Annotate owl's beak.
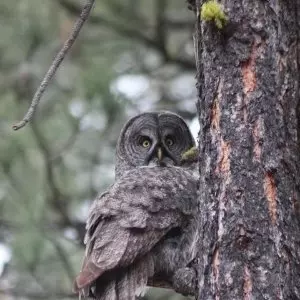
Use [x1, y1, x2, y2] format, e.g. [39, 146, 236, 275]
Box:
[146, 144, 177, 166]
[157, 147, 163, 162]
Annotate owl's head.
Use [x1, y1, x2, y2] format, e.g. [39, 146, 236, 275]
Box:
[115, 111, 195, 178]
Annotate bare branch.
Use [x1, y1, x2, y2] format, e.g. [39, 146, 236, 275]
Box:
[30, 121, 86, 243]
[154, 0, 168, 56]
[57, 0, 195, 70]
[45, 234, 76, 283]
[12, 0, 95, 131]
[30, 121, 71, 224]
[50, 113, 80, 163]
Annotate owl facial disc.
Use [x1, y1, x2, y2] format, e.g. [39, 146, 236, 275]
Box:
[115, 111, 195, 177]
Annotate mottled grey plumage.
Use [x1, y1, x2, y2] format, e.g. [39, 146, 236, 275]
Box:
[115, 112, 195, 178]
[74, 111, 199, 299]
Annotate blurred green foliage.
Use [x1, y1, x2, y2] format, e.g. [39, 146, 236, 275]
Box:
[0, 0, 197, 299]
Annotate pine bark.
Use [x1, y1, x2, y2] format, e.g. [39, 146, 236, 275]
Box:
[194, 0, 300, 299]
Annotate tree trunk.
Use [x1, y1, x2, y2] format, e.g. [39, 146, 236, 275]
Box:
[194, 0, 300, 299]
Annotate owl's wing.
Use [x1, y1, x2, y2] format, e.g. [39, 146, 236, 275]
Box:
[74, 166, 198, 292]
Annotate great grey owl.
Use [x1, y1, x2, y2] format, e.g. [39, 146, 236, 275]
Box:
[73, 111, 199, 299]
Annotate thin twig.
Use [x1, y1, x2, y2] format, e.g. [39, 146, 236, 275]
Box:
[12, 0, 95, 131]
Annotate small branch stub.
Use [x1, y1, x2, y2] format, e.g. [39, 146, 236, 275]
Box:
[200, 0, 227, 29]
[12, 0, 95, 131]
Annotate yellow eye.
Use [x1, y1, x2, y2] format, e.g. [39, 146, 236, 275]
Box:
[166, 138, 174, 146]
[142, 139, 151, 148]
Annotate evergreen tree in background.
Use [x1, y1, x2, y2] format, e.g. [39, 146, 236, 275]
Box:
[0, 1, 195, 299]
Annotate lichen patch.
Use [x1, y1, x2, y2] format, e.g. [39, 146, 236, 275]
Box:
[264, 172, 277, 224]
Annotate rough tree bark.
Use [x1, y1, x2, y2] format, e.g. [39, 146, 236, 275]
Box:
[193, 0, 300, 299]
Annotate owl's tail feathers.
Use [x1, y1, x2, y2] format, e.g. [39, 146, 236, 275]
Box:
[94, 255, 155, 300]
[73, 259, 105, 298]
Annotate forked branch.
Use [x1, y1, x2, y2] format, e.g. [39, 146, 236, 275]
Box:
[12, 0, 95, 131]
